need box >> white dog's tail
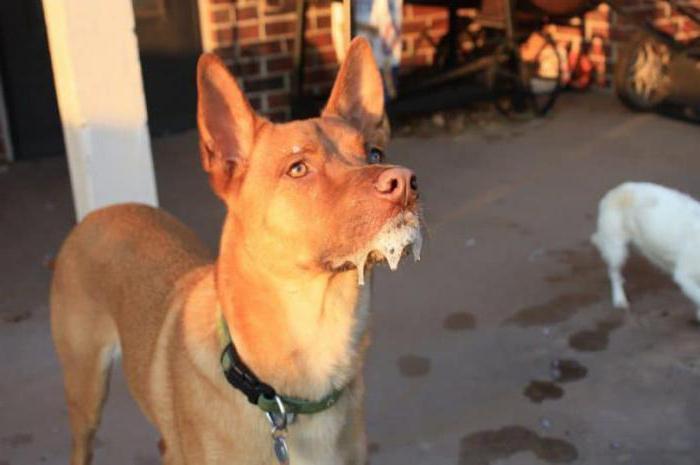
[591,183,636,262]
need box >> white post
[42,0,158,221]
[197,0,215,53]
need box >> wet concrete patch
[443,312,476,331]
[504,293,601,327]
[524,381,564,403]
[546,246,674,299]
[550,359,588,383]
[0,310,32,324]
[569,316,624,352]
[368,442,381,454]
[459,426,578,465]
[508,245,673,329]
[2,433,33,448]
[398,355,431,377]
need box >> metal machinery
[291,0,700,120]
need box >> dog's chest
[285,408,348,465]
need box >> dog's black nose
[374,167,418,207]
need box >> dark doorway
[0,0,65,160]
[133,0,202,136]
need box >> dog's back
[50,203,211,460]
[594,182,700,270]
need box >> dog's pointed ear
[197,53,258,198]
[322,37,388,147]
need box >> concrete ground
[2,91,700,465]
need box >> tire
[614,32,672,110]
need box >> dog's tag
[272,430,290,465]
[266,396,291,465]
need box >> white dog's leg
[673,267,700,321]
[592,234,629,310]
[609,265,629,309]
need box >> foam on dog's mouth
[333,212,422,286]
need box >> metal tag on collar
[266,396,291,465]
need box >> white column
[197,0,215,53]
[42,0,158,221]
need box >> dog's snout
[374,167,418,206]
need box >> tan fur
[51,38,419,465]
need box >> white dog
[591,182,700,320]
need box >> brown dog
[50,37,421,465]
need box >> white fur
[591,182,700,320]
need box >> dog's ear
[197,53,258,198]
[322,37,388,148]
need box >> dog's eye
[367,147,384,164]
[287,161,308,178]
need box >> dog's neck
[215,217,369,400]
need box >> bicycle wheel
[487,32,562,117]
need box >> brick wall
[205,0,336,121]
[203,0,700,120]
[400,4,449,70]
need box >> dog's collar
[216,309,344,415]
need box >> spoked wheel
[615,32,671,110]
[487,32,562,118]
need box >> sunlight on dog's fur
[50,37,421,465]
[592,182,700,320]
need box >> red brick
[211,9,230,23]
[316,15,331,29]
[230,60,261,76]
[432,17,448,31]
[267,92,290,109]
[239,40,283,56]
[237,24,259,40]
[267,55,293,72]
[214,28,233,44]
[237,6,258,20]
[265,20,296,36]
[305,32,333,48]
[306,48,337,67]
[244,75,285,92]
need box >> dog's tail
[591,183,635,249]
